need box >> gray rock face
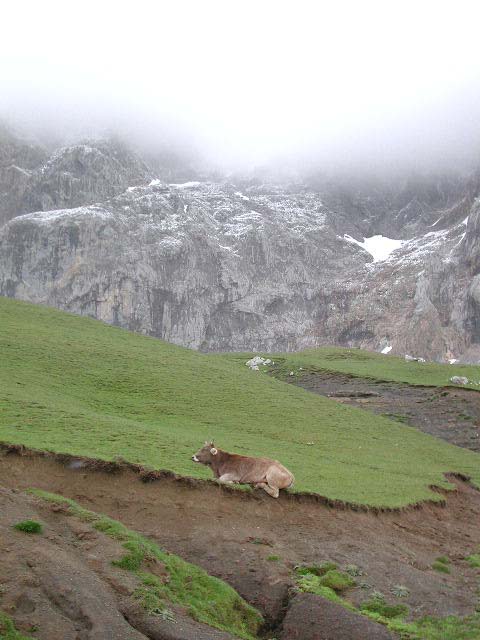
[0,131,152,226]
[1,176,479,360]
[1,127,480,360]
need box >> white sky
[1,0,480,169]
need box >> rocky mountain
[0,128,479,361]
[0,129,152,226]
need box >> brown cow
[191,441,294,498]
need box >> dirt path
[284,371,480,452]
[1,449,480,630]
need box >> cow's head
[191,441,218,465]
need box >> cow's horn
[210,447,218,455]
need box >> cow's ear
[210,447,218,455]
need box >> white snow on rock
[149,179,163,186]
[246,356,272,370]
[381,345,392,354]
[234,191,250,201]
[344,234,405,263]
[448,358,459,364]
[169,181,202,189]
[450,376,469,385]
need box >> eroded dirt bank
[1,448,480,632]
[284,371,480,452]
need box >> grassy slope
[1,297,480,507]
[222,348,480,389]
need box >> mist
[2,0,480,175]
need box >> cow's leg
[218,473,237,484]
[256,482,279,498]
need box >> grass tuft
[466,554,480,569]
[13,520,43,534]
[432,561,451,574]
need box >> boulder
[279,594,395,640]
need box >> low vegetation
[226,347,480,389]
[0,612,34,640]
[432,557,451,574]
[294,564,480,639]
[13,520,43,534]
[30,489,262,639]
[1,297,480,507]
[466,553,480,569]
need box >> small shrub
[359,581,372,589]
[266,555,280,562]
[345,564,363,577]
[436,556,450,565]
[360,597,409,619]
[318,570,355,593]
[390,584,410,598]
[13,520,43,534]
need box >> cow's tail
[287,474,295,489]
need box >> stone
[279,593,395,640]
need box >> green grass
[30,489,262,639]
[0,613,34,640]
[432,561,451,574]
[222,348,480,389]
[360,597,409,619]
[13,520,43,534]
[432,556,451,574]
[1,297,480,507]
[466,554,480,568]
[295,566,480,639]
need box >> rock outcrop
[0,128,479,360]
[0,129,152,226]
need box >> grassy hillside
[1,296,480,507]
[222,348,480,389]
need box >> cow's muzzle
[192,455,199,462]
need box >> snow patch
[235,191,250,201]
[149,179,163,186]
[381,345,392,354]
[169,181,202,189]
[343,234,405,262]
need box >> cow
[191,441,294,498]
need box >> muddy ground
[285,371,480,452]
[1,449,480,639]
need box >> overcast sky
[2,0,480,171]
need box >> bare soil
[0,484,238,640]
[286,371,480,452]
[1,448,480,639]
